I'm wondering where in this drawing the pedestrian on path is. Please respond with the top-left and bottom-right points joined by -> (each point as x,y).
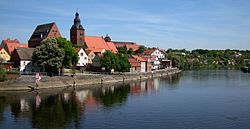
35,73 -> 41,89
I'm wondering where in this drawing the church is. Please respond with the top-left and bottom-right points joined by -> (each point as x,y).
70,12 -> 117,53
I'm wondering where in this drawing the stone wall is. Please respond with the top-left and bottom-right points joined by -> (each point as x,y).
0,68 -> 181,91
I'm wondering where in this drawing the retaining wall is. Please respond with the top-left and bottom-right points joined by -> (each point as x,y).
0,68 -> 181,91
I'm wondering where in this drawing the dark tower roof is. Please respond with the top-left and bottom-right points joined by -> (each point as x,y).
104,34 -> 111,42
71,12 -> 84,30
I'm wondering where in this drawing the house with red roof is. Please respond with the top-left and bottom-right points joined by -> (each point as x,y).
142,56 -> 160,70
141,49 -> 165,59
128,55 -> 147,72
1,39 -> 28,55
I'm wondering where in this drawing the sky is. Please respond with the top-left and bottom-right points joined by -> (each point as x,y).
0,0 -> 250,50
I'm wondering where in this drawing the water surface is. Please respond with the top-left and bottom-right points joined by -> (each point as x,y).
0,70 -> 250,129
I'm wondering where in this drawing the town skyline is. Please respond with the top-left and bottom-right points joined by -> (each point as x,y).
0,0 -> 250,50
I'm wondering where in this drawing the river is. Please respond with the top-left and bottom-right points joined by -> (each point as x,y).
0,70 -> 250,129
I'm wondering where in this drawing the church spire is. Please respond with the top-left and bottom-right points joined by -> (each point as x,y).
70,11 -> 85,46
71,11 -> 84,30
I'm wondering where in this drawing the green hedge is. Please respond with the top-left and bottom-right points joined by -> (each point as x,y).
0,69 -> 7,82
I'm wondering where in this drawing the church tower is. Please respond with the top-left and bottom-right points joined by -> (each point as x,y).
70,12 -> 85,46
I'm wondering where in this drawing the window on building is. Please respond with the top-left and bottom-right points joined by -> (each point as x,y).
84,57 -> 87,60
81,53 -> 83,56
23,61 -> 26,65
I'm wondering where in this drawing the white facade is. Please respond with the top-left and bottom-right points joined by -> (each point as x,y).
152,57 -> 161,70
151,49 -> 165,59
140,62 -> 146,72
77,48 -> 88,67
20,60 -> 43,73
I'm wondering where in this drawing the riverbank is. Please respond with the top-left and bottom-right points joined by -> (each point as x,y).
0,68 -> 181,91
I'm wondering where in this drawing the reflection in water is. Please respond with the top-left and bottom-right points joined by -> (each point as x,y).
97,85 -> 130,107
0,96 -> 7,122
35,92 -> 41,108
0,74 -> 181,129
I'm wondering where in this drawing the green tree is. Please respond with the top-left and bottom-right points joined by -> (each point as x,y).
127,48 -> 134,55
101,51 -> 117,74
117,47 -> 127,54
56,37 -> 79,68
136,45 -> 146,54
101,51 -> 131,73
116,53 -> 131,72
32,38 -> 65,75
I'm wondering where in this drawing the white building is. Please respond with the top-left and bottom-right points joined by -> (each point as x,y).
141,49 -> 165,59
10,47 -> 43,73
151,56 -> 161,70
76,48 -> 88,67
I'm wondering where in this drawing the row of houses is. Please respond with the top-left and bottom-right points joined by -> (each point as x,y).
0,12 -> 172,74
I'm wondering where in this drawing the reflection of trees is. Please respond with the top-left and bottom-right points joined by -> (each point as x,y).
31,93 -> 83,129
97,85 -> 130,107
10,99 -> 21,118
0,96 -> 7,122
160,73 -> 181,88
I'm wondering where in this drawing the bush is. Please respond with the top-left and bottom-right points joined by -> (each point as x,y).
0,75 -> 7,81
0,69 -> 7,82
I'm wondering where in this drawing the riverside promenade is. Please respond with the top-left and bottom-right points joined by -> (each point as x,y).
0,68 -> 181,91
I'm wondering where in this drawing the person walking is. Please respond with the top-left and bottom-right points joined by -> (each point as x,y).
35,73 -> 41,89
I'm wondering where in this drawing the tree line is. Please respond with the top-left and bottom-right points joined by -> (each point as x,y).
166,49 -> 250,70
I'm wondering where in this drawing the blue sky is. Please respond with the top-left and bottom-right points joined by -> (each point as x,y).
0,0 -> 250,50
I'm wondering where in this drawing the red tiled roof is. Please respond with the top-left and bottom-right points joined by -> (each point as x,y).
1,39 -> 28,55
87,48 -> 105,53
142,57 -> 150,61
128,58 -> 141,67
113,41 -> 140,51
85,36 -> 108,49
141,49 -> 156,56
20,43 -> 28,47
125,44 -> 140,51
85,36 -> 117,53
132,55 -> 146,62
106,42 -> 118,53
85,50 -> 93,55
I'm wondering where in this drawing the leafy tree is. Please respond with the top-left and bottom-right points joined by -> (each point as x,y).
116,53 -> 130,72
136,45 -> 146,54
100,51 -> 117,74
32,38 -> 65,75
127,48 -> 134,55
56,37 -> 79,68
0,68 -> 7,81
101,51 -> 131,73
117,47 -> 127,54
